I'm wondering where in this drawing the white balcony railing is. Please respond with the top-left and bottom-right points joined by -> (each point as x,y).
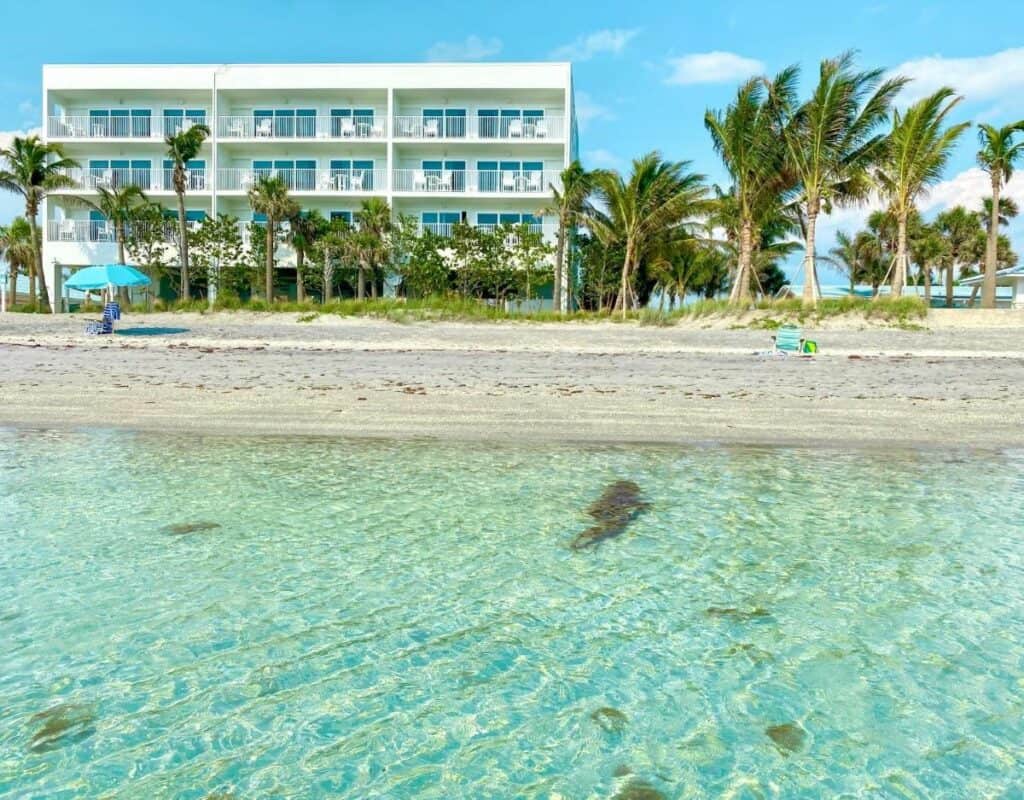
420,222 -> 555,242
47,219 -> 178,243
218,115 -> 386,139
217,168 -> 386,192
393,115 -> 564,140
47,115 -> 209,139
55,167 -> 208,192
393,169 -> 558,194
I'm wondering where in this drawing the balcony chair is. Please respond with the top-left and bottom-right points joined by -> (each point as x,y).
502,172 -> 517,192
255,118 -> 274,137
96,169 -> 114,189
438,171 -> 453,192
97,222 -> 115,242
534,119 -> 548,138
228,118 -> 246,137
508,118 -> 523,138
350,171 -> 364,191
240,172 -> 253,191
527,172 -> 544,192
412,170 -> 428,191
339,118 -> 356,138
372,121 -> 385,137
424,119 -> 440,138
59,220 -> 76,241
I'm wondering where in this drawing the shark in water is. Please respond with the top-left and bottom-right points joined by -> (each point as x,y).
570,480 -> 651,550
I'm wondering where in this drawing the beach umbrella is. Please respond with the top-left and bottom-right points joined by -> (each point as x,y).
65,264 -> 151,291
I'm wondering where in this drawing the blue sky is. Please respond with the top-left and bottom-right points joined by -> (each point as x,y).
3,0 -> 1024,283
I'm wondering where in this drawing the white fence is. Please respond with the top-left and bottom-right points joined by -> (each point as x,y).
393,115 -> 564,140
56,167 -> 208,192
217,168 -> 387,192
393,169 -> 558,194
217,115 -> 386,139
47,115 -> 209,139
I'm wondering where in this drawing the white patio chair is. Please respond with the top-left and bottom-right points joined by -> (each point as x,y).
228,118 -> 246,137
190,170 -> 206,191
527,172 -> 543,192
60,220 -> 76,241
97,169 -> 114,188
412,170 -> 427,191
508,118 -> 523,138
240,172 -> 253,191
318,172 -> 333,191
350,171 -> 364,191
424,118 -> 440,138
339,118 -> 356,138
501,172 -> 516,192
534,119 -> 548,138
97,222 -> 115,242
256,118 -> 273,137
372,121 -> 385,137
438,170 -> 453,192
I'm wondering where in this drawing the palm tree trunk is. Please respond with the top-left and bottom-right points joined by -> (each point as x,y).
27,214 -> 49,310
28,260 -> 37,304
116,224 -> 130,304
923,264 -> 932,306
9,267 -> 17,308
176,190 -> 190,301
265,218 -> 275,301
730,219 -> 754,305
371,266 -> 378,299
323,248 -> 333,303
296,249 -> 306,303
945,261 -> 955,308
553,214 -> 566,313
802,207 -> 819,306
618,240 -> 635,319
357,264 -> 366,300
982,177 -> 1000,308
892,214 -> 908,298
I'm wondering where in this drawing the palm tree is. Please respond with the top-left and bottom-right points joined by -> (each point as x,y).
981,196 -> 1020,232
875,88 -> 970,297
315,217 -> 351,304
588,152 -> 707,318
248,175 -> 299,300
910,221 -> 946,305
541,160 -> 593,312
705,78 -> 790,304
935,206 -> 982,307
769,53 -> 907,305
353,198 -> 392,299
1,217 -> 36,307
288,209 -> 328,303
165,124 -> 210,300
0,135 -> 79,309
86,184 -> 148,266
976,121 -> 1024,307
826,231 -> 863,293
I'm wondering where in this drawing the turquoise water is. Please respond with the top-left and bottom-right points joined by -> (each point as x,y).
1,429 -> 1023,798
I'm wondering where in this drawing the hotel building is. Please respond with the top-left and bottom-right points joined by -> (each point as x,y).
40,62 -> 577,309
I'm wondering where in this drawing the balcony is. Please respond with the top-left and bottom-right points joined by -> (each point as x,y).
421,222 -> 556,242
47,219 -> 176,243
217,168 -> 386,193
47,115 -> 209,140
393,169 -> 558,194
393,115 -> 564,141
54,167 -> 208,193
218,115 -> 386,140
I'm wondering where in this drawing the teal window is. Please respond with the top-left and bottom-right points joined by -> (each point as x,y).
500,213 -> 521,225
273,109 -> 295,137
353,159 -> 374,190
252,212 -> 268,225
130,109 -> 152,137
88,210 -> 108,241
110,110 -> 129,137
130,159 -> 152,189
253,160 -> 273,181
295,159 -> 316,190
445,109 -> 466,137
330,108 -> 351,137
254,109 -> 273,135
331,210 -> 352,223
500,109 -> 521,137
477,212 -> 498,226
477,160 -> 498,192
477,109 -> 499,138
296,108 -> 316,138
88,110 -> 109,136
164,108 -> 207,136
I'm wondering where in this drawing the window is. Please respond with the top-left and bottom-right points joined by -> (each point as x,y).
330,159 -> 375,190
422,160 -> 465,192
296,109 -> 316,138
88,108 -> 150,137
331,108 -> 376,137
330,210 -> 352,224
163,108 -> 206,136
88,210 -> 108,242
421,211 -> 461,235
477,109 -> 499,138
251,109 -> 314,137
164,159 -> 206,190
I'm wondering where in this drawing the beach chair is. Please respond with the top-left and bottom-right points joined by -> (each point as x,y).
508,118 -> 523,138
85,304 -> 116,335
255,118 -> 274,138
771,324 -> 810,355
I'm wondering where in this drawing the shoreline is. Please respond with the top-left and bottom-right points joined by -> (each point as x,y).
3,311 -> 1024,449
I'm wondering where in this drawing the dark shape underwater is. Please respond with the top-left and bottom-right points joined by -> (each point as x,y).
571,480 -> 651,550
163,521 -> 221,535
28,703 -> 96,752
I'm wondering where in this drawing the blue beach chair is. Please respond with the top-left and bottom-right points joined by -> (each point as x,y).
771,324 -> 813,355
85,304 -> 116,336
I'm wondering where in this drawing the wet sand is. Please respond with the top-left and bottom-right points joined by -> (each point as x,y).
2,311 -> 1023,449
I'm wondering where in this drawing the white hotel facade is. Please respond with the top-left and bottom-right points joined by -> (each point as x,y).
40,62 -> 577,308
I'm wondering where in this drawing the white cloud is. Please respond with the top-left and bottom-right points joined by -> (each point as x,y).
665,51 -> 765,86
0,127 -> 41,151
916,167 -> 1024,214
891,47 -> 1024,105
551,28 -> 640,62
583,148 -> 624,170
426,35 -> 502,62
574,91 -> 615,132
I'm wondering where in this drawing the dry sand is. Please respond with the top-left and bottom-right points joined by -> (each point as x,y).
2,310 -> 1023,449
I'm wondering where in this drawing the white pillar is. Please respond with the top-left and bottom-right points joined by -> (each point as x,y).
1013,277 -> 1024,310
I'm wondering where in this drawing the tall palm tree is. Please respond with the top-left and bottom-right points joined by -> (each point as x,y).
353,198 -> 392,299
934,206 -> 981,307
541,160 -> 593,312
769,53 -> 907,305
826,230 -> 862,293
1,217 -> 37,307
288,209 -> 328,303
705,78 -> 790,304
588,152 -> 708,318
875,88 -> 970,297
165,124 -> 210,300
910,221 -> 946,305
86,184 -> 148,266
248,175 -> 299,300
977,121 -> 1024,307
0,135 -> 79,309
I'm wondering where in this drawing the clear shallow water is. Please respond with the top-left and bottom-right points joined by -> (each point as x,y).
1,429 -> 1023,799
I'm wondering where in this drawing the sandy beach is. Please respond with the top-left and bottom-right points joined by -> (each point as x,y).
2,310 -> 1023,449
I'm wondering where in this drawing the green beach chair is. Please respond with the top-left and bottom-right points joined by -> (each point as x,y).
771,324 -> 812,355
